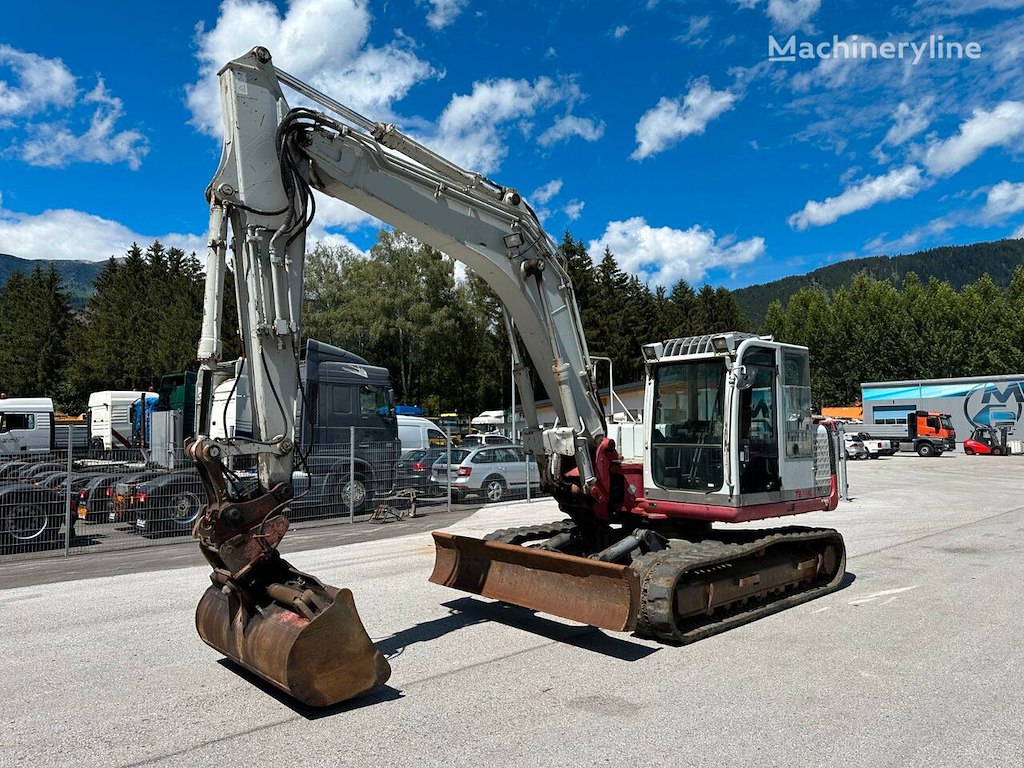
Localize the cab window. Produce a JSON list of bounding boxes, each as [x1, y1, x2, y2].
[[359, 385, 390, 418], [0, 413, 34, 432]]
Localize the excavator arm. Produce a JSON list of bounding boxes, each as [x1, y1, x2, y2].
[[188, 46, 620, 706], [190, 47, 845, 707]]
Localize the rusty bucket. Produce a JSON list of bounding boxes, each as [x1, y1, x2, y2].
[[196, 581, 391, 707], [429, 531, 640, 631]]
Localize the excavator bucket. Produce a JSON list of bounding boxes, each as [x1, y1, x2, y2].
[[429, 531, 640, 631], [196, 582, 391, 707]]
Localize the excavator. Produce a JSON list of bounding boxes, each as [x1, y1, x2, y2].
[[188, 47, 846, 707]]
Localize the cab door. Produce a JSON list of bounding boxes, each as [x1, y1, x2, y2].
[[736, 346, 780, 495]]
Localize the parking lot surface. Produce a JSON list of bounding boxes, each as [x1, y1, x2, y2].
[[2, 452, 1022, 767]]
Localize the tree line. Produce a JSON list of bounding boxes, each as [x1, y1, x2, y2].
[[1, 231, 1020, 418], [762, 270, 1024, 408], [733, 237, 1024, 327], [0, 242, 234, 412]]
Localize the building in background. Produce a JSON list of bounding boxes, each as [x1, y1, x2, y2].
[[861, 375, 1024, 451]]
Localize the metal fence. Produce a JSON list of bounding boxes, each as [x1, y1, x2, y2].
[[0, 427, 545, 561]]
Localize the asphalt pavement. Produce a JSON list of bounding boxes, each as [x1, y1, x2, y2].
[[2, 452, 1022, 767]]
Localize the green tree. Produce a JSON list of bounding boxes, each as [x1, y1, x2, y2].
[[0, 266, 74, 403]]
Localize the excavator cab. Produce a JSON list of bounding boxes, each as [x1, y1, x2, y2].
[[642, 334, 827, 521]]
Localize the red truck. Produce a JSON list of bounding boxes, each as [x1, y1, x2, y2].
[[860, 411, 956, 457]]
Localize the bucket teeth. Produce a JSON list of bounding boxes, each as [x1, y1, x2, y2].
[[196, 578, 390, 707], [429, 531, 640, 631]]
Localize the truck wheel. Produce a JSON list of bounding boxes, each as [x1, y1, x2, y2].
[[916, 443, 935, 457], [991, 447, 1003, 456], [167, 489, 204, 532], [329, 472, 368, 514], [0, 500, 53, 549]]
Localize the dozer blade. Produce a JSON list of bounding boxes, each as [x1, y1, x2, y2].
[[429, 531, 640, 631], [196, 583, 391, 707]]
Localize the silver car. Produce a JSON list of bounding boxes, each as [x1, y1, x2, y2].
[[430, 445, 540, 503]]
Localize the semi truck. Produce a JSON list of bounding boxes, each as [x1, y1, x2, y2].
[[0, 397, 55, 454], [860, 410, 956, 456]]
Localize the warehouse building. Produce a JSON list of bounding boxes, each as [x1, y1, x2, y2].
[[861, 374, 1024, 449]]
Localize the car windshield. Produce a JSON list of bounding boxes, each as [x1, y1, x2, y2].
[[401, 450, 426, 461]]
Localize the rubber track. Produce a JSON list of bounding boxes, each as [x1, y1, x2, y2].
[[478, 522, 845, 644], [631, 526, 845, 644]]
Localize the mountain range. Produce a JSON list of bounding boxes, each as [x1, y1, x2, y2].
[[0, 252, 109, 307], [731, 238, 1024, 327], [5, 237, 1024, 321]]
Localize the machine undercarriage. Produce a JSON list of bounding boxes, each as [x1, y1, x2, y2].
[[433, 520, 845, 643]]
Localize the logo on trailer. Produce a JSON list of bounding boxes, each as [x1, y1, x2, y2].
[[963, 382, 1024, 429]]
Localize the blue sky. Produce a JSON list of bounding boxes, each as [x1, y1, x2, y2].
[[2, 0, 1024, 291]]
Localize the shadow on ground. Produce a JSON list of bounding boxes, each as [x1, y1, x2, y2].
[[376, 596, 658, 662]]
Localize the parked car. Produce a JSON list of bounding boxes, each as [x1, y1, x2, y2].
[[855, 432, 897, 458], [396, 447, 448, 494], [459, 433, 514, 448], [843, 432, 870, 460], [431, 445, 539, 503]]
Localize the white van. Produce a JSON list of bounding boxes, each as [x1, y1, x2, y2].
[[397, 415, 448, 452], [0, 397, 55, 454]]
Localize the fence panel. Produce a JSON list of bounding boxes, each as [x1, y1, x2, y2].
[[1, 435, 548, 563]]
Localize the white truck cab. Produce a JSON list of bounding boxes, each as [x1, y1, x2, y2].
[[0, 397, 55, 454]]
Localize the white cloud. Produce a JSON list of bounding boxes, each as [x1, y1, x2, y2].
[[0, 46, 145, 169], [431, 76, 577, 172], [921, 101, 1024, 177], [883, 99, 934, 148], [789, 166, 926, 230], [17, 80, 148, 170], [426, 0, 468, 30], [0, 203, 204, 261], [632, 79, 737, 160], [917, 0, 1024, 16], [613, 25, 629, 40], [789, 35, 879, 93], [312, 192, 380, 231], [187, 0, 436, 136], [982, 180, 1024, 220], [677, 16, 712, 47], [1012, 223, 1024, 239], [530, 179, 563, 205], [731, 0, 820, 31], [564, 199, 584, 221], [863, 216, 957, 255], [766, 0, 821, 32], [538, 115, 605, 146], [588, 216, 765, 287], [0, 46, 76, 116]]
